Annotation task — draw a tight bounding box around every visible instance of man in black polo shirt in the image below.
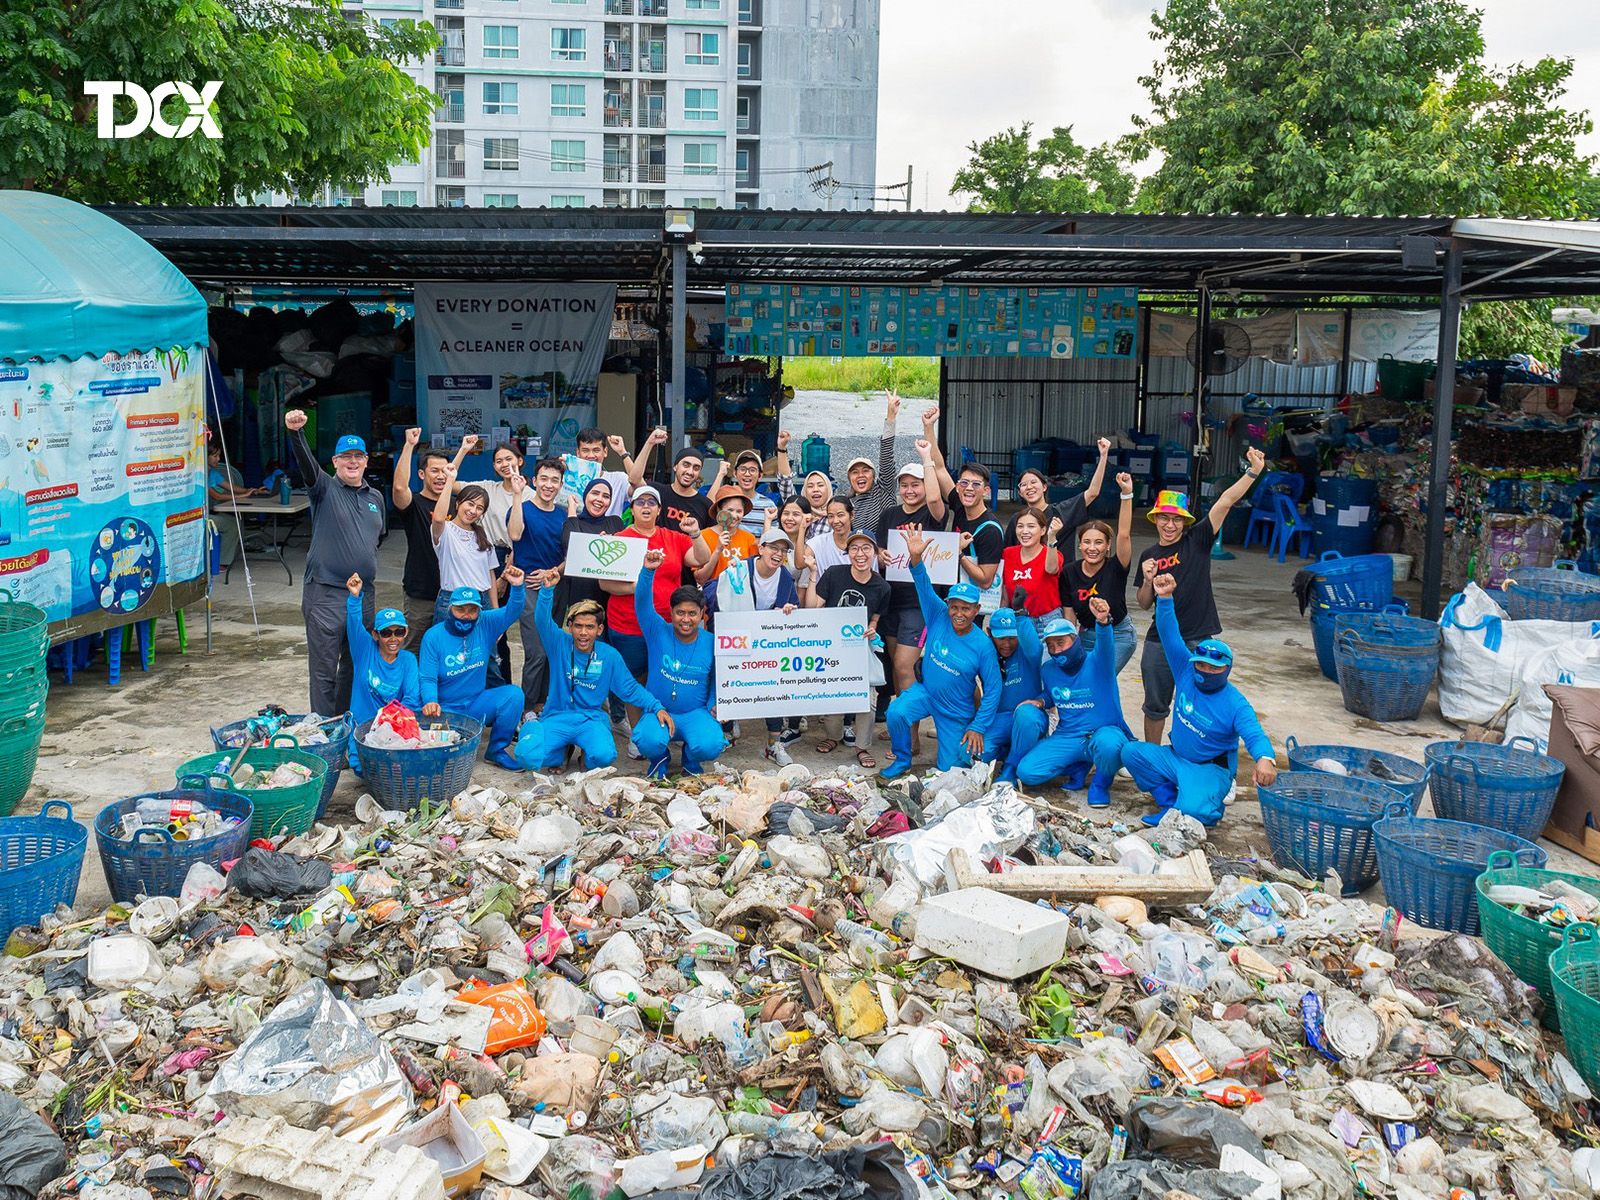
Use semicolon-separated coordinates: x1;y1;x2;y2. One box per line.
287;409;386;716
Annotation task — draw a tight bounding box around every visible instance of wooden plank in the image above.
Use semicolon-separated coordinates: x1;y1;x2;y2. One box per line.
1543;822;1600;868
946;848;1216;904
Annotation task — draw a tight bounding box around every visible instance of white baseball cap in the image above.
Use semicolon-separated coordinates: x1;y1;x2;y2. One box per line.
898;462;925;480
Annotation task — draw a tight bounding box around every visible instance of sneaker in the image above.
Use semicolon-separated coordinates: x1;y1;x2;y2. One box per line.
612;715;632;739
841;727;857;746
627;739;644;761
1224;780;1239;805
766;742;794;768
779;727;803;746
487;748;523;772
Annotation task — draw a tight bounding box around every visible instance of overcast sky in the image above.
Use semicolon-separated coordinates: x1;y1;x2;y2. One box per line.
874;0;1600;211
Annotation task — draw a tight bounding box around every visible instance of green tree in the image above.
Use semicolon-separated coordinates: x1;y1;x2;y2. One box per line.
952;124;1138;213
1134;0;1596;219
0;0;438;203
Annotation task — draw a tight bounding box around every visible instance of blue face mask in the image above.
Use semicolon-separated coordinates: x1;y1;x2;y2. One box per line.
1195;664;1230;693
1052;639;1086;671
447;614;479;637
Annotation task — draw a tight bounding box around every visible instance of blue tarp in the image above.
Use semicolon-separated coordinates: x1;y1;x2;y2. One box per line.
0;190;207;361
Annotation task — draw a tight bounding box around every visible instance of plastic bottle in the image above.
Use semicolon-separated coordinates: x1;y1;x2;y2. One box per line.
279;475;291;505
833;918;895;951
725;1112;815;1139
868;878;920;929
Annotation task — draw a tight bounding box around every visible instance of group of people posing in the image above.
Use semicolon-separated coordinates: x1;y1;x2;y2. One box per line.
268;394;1277;824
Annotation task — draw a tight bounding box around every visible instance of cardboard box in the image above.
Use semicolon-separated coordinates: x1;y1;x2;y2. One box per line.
1542;684;1600;865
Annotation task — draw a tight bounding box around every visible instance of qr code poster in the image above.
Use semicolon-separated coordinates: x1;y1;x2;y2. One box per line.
435;406;484;436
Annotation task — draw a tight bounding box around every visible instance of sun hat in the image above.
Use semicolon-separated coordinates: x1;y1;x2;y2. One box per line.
1147;489;1196;524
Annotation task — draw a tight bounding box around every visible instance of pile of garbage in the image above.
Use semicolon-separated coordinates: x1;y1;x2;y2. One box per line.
215;708;339;748
3;761;1599;1200
364;702;465;751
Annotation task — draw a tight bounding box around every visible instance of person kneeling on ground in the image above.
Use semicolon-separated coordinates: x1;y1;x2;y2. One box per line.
1016;598;1131;806
344;573;420;775
515;568;673;772
631;551;725;778
1122;571;1277;827
419;571;527;772
879;525;1000;780
982;607;1048;785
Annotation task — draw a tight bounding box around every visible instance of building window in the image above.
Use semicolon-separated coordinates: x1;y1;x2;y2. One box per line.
438;185;466;206
380;189;419;206
550;83;586;117
737;39;751;76
482;81;519;115
683;87;716;122
735;146;749;174
551;27;586;60
484;193;520;207
550;194;586;207
484;137;520;171
483;25;519;59
552;139;586;172
378;16;399;29
683;142;717;176
686;0;720;7
738;0;754;20
736;93;751;131
683;196;716;208
684;31;718;65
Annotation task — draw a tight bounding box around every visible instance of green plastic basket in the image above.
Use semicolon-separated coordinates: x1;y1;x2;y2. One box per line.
175;735;326;840
0;589;49;663
0;712;47;817
1551;923;1600;1094
1476;850;1600;1027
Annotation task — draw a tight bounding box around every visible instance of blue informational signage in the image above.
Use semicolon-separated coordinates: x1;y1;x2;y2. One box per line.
724;284;1139;359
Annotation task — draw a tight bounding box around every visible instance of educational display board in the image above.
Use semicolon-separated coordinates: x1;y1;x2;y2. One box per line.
0;347;209;634
415;283;617;457
724;284;1140;359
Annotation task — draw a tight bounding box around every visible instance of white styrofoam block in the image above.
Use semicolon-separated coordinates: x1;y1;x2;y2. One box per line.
196;1115;447;1200
912;887;1070;979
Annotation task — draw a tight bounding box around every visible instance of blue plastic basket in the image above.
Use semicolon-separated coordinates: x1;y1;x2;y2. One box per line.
1500;560;1600;622
1283;738;1428;810
1259;772;1409;894
1309;609;1339;681
1308;551;1395;611
93;775;254;903
1423;737;1565;841
353;712;484;813
1374;808;1546;934
0;801;87;942
211;712;351;818
1333;616;1439;722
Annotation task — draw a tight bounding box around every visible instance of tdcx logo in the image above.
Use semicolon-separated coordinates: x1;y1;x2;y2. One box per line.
84;81;222;139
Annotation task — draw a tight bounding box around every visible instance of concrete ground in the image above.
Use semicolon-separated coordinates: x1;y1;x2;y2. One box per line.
19;395;1600;912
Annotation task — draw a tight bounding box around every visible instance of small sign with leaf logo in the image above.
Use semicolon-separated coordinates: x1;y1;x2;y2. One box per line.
565;532;648;582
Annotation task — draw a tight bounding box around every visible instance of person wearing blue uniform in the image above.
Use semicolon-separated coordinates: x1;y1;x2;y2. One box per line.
344;573;421;774
419;569;527;771
1016;599;1132;806
631;550;726;778
880;525;1002;780
514;567;674;771
983;607;1048;785
1123;570;1278;826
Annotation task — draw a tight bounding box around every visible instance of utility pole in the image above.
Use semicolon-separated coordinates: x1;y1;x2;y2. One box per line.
876;165;914;211
807;161;839;210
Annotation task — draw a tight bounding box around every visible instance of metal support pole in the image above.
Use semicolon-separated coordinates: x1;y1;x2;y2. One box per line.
1189;286;1211;498
1421;242;1464;620
670;240;687;450
1135;303;1152;434
1335;304;1353;399
938;357;952;467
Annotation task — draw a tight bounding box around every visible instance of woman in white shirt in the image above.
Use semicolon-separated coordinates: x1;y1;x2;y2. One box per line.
806;496;863;578
431;480;500;628
480;442;524;683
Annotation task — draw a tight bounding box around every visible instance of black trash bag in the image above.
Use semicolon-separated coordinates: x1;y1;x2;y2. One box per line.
766;802;849;836
226;848;333;899
1125;1097;1264;1169
686;1144;917;1200
1086;1160;1261;1200
0;1093;68;1200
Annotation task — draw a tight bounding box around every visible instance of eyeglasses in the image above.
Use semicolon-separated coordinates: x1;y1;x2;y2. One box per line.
634;497;660;507
377;628;407;639
956;478;984;489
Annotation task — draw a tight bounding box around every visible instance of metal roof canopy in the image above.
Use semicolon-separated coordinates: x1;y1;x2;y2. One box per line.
100;207;1600;298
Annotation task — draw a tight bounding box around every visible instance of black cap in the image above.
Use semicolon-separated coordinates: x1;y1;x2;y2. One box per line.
673;445;704;465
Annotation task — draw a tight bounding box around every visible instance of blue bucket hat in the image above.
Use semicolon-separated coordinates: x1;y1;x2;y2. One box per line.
447;587;483;609
1190;639;1234;668
988;609;1019;637
374;607;408;632
334;434;368;456
947;581;982;606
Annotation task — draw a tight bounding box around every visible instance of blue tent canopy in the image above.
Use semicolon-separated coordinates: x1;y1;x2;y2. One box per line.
0;190;207;361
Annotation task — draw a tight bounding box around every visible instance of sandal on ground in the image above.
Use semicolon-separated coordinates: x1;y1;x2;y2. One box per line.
856;749;877;770
816;738;839;753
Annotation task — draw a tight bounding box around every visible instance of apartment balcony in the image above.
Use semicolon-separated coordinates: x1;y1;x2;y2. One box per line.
604;48;631;71
437;160;465;179
637;41;666;73
639;108;665;128
436;46;465;67
636;163;665;185
436;103;464;123
603;104;633;128
604;0;633;12
604;163;632;183
434;0;462;8
639;0;666;15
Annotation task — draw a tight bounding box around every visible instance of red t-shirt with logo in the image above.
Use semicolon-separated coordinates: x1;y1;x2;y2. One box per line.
607;526;692;637
1001;545;1063;616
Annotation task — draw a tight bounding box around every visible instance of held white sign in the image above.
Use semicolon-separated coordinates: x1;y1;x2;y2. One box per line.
714;607;872;720
563;532;648;582
84;82;222;139
883;529;961;585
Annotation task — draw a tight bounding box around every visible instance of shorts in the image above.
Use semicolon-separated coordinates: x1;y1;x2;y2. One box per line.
1141;632;1204;719
881;602;926;644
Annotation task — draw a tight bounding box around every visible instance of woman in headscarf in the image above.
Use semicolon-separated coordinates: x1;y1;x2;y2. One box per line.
555;477;624;619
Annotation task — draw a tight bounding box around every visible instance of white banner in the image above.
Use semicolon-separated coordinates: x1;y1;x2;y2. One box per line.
415;282;617;460
884;530;961;585
714;606;872;719
564;531;648;582
1148;310;1297;363
1296;310;1440;364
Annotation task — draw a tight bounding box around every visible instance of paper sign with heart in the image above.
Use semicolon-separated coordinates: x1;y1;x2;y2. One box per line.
588;538;628;568
567;531;647;581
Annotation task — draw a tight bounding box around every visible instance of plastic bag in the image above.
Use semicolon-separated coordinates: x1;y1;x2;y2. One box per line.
1504;639;1600;750
374;700;420;741
881;791;1036;888
226;848;333;898
635;1092;727;1153
1125;1097;1265;1168
1438;584;1600;725
698;1142;919;1200
455;981;548;1054
205;978;413;1141
0;1092;67;1200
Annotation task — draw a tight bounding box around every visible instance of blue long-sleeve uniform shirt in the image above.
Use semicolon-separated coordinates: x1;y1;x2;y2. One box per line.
995;610;1045;711
420;585;525;708
913;560;1002;736
636;566;715;713
1040;617;1130;739
536;583;662;713
1155;596;1273;764
346;593;420;727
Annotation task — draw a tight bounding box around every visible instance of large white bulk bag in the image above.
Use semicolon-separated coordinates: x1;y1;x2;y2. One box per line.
1437;583;1600;725
1503;640;1600;751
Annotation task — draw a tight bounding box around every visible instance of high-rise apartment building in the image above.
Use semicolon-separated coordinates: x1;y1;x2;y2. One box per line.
341;0;879;210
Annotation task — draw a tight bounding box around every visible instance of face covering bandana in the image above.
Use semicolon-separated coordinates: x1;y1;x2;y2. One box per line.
447;614;479;637
1053;639;1086;671
1195;665;1230;693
